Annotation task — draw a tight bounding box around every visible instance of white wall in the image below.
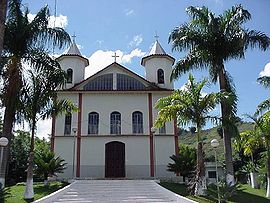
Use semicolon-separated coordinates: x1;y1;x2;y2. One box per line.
58;56;86;88
54;137;77;178
54;91;176;178
55;93;78;136
81;93;149;135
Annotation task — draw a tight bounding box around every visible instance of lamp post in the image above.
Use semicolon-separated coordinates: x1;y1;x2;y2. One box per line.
72;127;77;179
211;139;220;203
0;137;8;189
151;127;156;177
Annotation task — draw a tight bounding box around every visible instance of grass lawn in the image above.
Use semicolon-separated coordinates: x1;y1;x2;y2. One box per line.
4;181;68;203
160;182;270;203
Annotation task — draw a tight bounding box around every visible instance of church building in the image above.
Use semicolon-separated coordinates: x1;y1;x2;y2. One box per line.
51;38;179;179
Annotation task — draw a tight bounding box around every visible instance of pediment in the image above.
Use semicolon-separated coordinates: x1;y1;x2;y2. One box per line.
70;62;162;91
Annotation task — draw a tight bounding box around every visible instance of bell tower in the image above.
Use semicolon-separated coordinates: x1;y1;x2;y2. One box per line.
141;37;175;89
57;35;89;89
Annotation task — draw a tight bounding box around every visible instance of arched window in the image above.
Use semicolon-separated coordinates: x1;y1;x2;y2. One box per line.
64;113;72;135
157;69;164;84
88;112;99;134
159;124;166;134
67;68;73;83
110;111;121;134
132;111;143;134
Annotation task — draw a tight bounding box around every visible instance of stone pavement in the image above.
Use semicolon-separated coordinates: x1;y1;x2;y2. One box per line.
35;180;197;203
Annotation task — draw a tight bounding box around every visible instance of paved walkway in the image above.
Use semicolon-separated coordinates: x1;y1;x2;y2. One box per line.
35;180;197;203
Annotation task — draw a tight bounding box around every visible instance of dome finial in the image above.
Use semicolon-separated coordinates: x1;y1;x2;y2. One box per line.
71;32;76;44
154;31;159;41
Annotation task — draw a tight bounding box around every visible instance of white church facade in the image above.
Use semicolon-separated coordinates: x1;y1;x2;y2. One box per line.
51;39;179;179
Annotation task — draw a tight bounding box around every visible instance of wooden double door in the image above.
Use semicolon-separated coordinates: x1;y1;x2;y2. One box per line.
105;141;125;178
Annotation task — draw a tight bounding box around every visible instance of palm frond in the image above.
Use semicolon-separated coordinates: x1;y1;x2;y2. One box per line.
255;99;270;117
171;49;210;81
257;76;270;89
245;30;270;51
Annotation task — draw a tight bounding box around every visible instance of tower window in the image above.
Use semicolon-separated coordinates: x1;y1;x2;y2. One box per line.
110;111;121;134
88;112;99;135
157;69;164;84
64;113;72;135
67;68;73;83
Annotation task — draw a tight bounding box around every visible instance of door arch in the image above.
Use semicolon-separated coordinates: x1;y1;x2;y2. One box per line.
105;141;125;178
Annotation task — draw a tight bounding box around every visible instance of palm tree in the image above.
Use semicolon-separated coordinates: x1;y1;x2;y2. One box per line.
0;0;7;57
155;74;226;195
248;112;270;197
0;0;70;188
255;76;270;116
35;150;67;186
234;130;261;188
21;68;77;199
167;144;196;183
169;5;270;185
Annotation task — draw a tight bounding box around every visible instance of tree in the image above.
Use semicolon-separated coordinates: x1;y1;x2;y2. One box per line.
8;130;30;184
7;131;50;184
0;0;7;58
167;144;196;182
248;111;270;197
234;130;262;188
0;0;70;189
35;150;67;186
155;74;226;195
21;67;77;199
169;5;270;185
256;75;270;116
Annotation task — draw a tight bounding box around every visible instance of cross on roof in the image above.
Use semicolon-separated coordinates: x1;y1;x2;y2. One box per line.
112;52;119;63
154;31;159;41
71;33;76;43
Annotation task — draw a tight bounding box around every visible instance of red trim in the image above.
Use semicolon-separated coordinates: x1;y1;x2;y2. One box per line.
51;116;56;152
76;93;82;177
174;120;180;176
148;93;154;177
174;120;179;156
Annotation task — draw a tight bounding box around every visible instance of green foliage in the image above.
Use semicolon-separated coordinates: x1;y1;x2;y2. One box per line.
8;131;30;184
155;74;225;129
5;181;68;202
207;181;241;202
169;5;270;82
167;144;196;180
7;131;50;184
34;150;67;182
234;130;261;156
161;182;270;203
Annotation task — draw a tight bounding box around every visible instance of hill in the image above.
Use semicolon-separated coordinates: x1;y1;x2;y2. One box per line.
179;122;254;161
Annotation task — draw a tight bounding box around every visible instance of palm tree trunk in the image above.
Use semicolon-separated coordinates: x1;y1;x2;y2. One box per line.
266;143;270;197
24;119;36;200
250;154;258;189
0;105;15;188
195;127;205;195
218;67;235;186
0;59;21;188
0;0;7;58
